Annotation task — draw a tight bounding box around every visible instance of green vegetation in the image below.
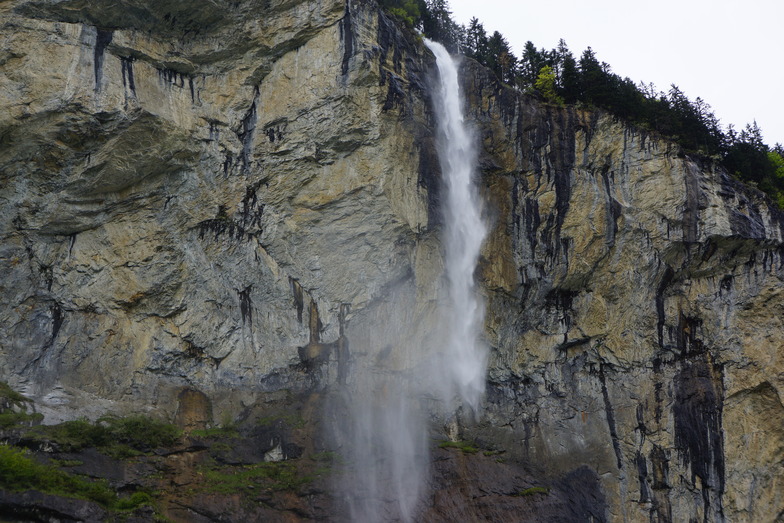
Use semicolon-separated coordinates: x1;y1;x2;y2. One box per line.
0;410;44;429
519;486;550;496
190;423;239;439
534;65;563;105
437;440;479;454
377;0;784;207
29;415;181;458
460;24;784;205
0;444;151;511
200;461;310;495
0;381;29;407
0;381;43;429
257;413;306;429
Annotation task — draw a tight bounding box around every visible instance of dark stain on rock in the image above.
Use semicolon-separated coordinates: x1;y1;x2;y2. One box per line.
120;56;135;96
290;278;304;323
197;205;249;242
655;265;675;348
598;364;623;471
240;186;264;229
93;29;113;92
382;72;406;112
157;68;184;88
48;304;63;349
417;135;442;228
524;196;540;253
238;285;253;326
683;163;703;244
674;313;704;357
222;152;234;177
339;0;353;77
649;445;673;522
337;303;351;385
237;87;260;173
673;351;725;521
599;163;622;247
297;300;329;369
635;451;651;503
554;466;608;522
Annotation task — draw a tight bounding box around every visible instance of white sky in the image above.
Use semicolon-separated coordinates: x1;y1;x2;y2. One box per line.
449;0;784;146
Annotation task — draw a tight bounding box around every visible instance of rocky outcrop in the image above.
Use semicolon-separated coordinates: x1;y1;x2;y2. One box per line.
1;0;436;419
464;63;784;522
1;0;782;521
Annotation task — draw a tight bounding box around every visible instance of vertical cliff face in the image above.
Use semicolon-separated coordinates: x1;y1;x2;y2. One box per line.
1;0;783;521
1;0;440;417
465;61;784;522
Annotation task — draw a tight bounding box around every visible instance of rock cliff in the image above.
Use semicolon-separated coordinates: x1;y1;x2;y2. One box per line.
1;0;782;521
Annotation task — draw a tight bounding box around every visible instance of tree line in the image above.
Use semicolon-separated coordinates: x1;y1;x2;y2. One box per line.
379;0;784;208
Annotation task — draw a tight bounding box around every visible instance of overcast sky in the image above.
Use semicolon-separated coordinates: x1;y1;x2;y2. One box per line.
449;0;784;147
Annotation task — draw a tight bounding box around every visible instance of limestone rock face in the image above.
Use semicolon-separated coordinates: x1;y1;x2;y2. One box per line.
1;0;436;418
463;61;784;522
1;0;782;521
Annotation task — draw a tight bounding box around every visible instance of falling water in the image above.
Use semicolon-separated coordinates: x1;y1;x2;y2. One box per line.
331;40;487;523
426;39;489;413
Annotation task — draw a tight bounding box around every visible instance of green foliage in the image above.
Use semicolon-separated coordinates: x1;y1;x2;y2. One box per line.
0;444;117;507
0;382;29;408
768;151;784;180
0;382;42;430
0;410;44;429
30;415;181;457
201;461;310;495
190;424;239;439
379;0;426;29
453;19;784;206
101;415;182;450
534;66;563;104
115;491;154;511
520;486;550;496
437;440;479;454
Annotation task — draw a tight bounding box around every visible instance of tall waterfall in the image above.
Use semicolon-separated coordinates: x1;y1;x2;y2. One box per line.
331;40;488;523
426;39;489;413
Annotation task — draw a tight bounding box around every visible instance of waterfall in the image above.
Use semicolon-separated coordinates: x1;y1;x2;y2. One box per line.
331;39;487;523
426;39;489;413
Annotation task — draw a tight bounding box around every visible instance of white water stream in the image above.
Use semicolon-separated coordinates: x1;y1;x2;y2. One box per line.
426;39;489;413
334;40;488;522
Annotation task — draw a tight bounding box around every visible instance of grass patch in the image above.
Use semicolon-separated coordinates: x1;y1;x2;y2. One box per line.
519;486;550;496
0;444;117;507
190;424;239;439
437;440;479;454
201;461;311;495
256;413;306;429
29;415;181;457
0;445;159;513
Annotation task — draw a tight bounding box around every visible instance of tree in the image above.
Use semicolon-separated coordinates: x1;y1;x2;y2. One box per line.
485;31;516;84
463;17;488;61
422;0;460;52
379;0;426;28
519;41;548;87
534;66;563;104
